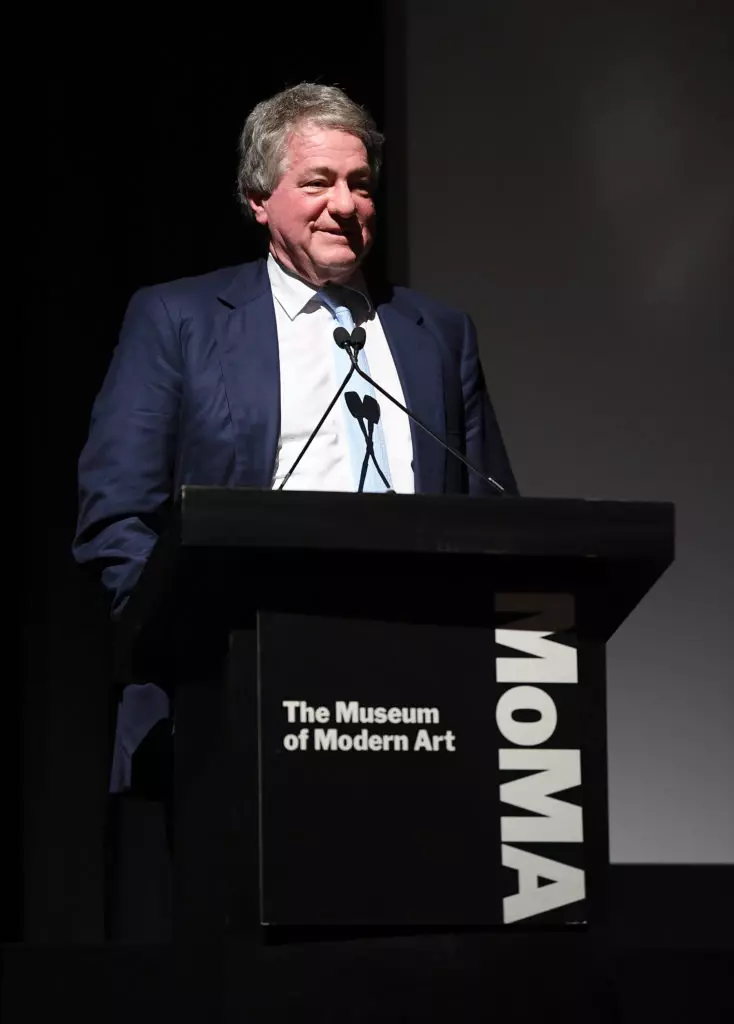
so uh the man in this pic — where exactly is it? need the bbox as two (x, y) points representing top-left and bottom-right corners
(74, 82), (516, 612)
(74, 83), (517, 795)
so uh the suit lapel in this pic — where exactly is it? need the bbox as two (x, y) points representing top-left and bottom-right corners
(377, 295), (446, 494)
(212, 264), (447, 494)
(216, 260), (281, 487)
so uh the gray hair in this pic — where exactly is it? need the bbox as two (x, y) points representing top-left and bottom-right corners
(236, 83), (384, 217)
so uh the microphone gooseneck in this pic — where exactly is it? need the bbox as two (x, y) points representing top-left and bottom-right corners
(279, 325), (506, 495)
(340, 328), (505, 495)
(277, 327), (358, 490)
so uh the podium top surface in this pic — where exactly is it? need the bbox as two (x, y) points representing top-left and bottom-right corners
(119, 489), (674, 657)
(176, 486), (674, 562)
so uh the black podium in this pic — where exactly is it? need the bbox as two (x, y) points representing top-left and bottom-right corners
(117, 487), (674, 1018)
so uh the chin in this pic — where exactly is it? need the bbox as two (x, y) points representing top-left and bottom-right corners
(317, 253), (361, 275)
(324, 240), (367, 262)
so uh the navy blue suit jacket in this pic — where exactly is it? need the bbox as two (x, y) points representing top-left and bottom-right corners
(74, 259), (517, 615)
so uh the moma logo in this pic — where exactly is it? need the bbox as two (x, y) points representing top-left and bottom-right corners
(496, 594), (585, 925)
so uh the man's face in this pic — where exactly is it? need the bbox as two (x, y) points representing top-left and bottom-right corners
(248, 124), (376, 286)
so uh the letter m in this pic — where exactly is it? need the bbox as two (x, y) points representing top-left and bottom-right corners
(499, 749), (583, 843)
(495, 629), (577, 683)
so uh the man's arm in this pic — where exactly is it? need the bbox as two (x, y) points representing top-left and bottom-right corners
(460, 313), (518, 496)
(73, 287), (183, 616)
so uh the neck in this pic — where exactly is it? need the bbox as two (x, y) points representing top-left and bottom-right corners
(268, 248), (360, 291)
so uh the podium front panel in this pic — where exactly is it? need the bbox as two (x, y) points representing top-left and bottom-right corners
(255, 597), (594, 929)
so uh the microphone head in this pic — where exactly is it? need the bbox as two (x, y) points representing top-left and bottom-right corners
(362, 394), (381, 425)
(351, 326), (366, 351)
(333, 326), (351, 349)
(344, 391), (364, 419)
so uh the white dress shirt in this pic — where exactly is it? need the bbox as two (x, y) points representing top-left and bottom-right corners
(268, 255), (415, 493)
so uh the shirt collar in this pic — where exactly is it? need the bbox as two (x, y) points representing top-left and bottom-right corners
(266, 253), (373, 322)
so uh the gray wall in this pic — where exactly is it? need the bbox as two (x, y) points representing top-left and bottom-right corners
(399, 1), (733, 863)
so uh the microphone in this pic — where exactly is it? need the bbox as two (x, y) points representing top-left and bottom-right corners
(347, 326), (366, 352)
(344, 392), (392, 491)
(340, 328), (506, 495)
(277, 328), (358, 490)
(333, 326), (352, 350)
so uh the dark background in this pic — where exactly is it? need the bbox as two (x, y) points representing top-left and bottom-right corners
(27, 12), (389, 945)
(13, 2), (733, 1018)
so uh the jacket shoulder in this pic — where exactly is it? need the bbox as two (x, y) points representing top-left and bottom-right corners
(131, 260), (265, 313)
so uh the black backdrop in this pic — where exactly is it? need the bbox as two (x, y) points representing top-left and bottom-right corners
(11, 6), (734, 1019)
(25, 11), (389, 946)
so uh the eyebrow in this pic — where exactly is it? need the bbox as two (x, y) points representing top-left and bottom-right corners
(300, 165), (372, 178)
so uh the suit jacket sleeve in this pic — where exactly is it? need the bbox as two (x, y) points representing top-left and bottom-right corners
(460, 313), (518, 496)
(73, 287), (183, 616)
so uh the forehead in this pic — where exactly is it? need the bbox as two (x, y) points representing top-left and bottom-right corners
(281, 124), (369, 172)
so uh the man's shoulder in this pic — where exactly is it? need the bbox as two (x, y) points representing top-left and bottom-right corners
(134, 259), (267, 311)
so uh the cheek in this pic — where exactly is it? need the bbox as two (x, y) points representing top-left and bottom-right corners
(273, 197), (318, 233)
(360, 202), (376, 234)
(358, 197), (374, 226)
(299, 200), (329, 231)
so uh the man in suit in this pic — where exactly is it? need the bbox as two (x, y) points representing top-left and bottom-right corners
(74, 82), (516, 797)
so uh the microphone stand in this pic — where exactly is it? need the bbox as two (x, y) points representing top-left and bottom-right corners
(343, 327), (506, 496)
(277, 364), (357, 490)
(278, 325), (507, 496)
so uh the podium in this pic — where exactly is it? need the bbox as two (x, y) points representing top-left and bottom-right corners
(116, 486), (674, 1018)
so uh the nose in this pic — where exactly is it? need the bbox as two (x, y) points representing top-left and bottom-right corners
(327, 180), (357, 218)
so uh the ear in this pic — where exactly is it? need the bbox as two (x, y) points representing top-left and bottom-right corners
(247, 192), (269, 226)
